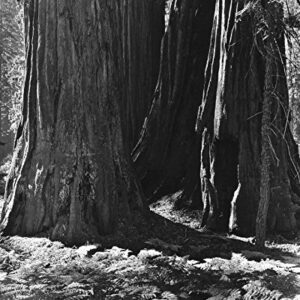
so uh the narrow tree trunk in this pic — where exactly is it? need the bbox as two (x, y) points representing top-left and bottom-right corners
(256, 8), (273, 247)
(0, 0), (153, 245)
(256, 97), (271, 247)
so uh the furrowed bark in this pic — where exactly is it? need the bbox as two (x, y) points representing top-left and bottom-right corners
(133, 0), (216, 205)
(256, 7), (272, 247)
(199, 0), (300, 236)
(0, 0), (156, 245)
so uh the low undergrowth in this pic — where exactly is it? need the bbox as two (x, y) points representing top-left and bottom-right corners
(0, 195), (299, 299)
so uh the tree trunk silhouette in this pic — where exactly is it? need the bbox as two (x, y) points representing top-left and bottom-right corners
(133, 0), (216, 205)
(0, 0), (157, 245)
(198, 0), (300, 236)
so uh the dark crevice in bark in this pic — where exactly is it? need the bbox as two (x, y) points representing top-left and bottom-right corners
(133, 0), (216, 206)
(122, 0), (165, 150)
(214, 139), (239, 231)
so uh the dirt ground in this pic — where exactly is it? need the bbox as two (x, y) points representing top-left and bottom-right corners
(0, 195), (300, 299)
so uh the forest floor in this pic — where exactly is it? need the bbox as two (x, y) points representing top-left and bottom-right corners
(0, 195), (300, 299)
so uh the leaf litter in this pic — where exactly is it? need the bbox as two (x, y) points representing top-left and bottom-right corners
(0, 196), (299, 299)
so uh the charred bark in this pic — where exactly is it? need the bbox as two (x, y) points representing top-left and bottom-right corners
(0, 0), (153, 245)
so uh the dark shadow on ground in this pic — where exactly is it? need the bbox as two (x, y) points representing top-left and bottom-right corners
(0, 198), (300, 299)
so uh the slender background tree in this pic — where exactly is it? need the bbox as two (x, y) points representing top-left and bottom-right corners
(0, 0), (24, 164)
(133, 0), (216, 205)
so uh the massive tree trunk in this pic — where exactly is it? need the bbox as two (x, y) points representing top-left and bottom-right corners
(133, 0), (300, 237)
(198, 0), (300, 236)
(0, 0), (158, 245)
(133, 0), (216, 204)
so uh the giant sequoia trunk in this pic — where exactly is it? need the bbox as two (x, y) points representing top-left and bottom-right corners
(197, 0), (300, 236)
(133, 0), (216, 204)
(0, 0), (159, 245)
(134, 0), (300, 237)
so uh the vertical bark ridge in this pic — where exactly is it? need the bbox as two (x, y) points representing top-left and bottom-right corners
(1, 0), (152, 245)
(133, 0), (216, 204)
(199, 0), (300, 236)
